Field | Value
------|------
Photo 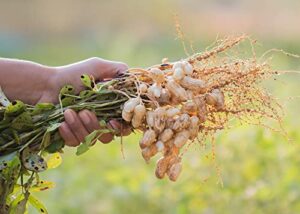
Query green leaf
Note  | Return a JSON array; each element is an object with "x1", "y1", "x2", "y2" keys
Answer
[
  {"x1": 9, "y1": 193, "x2": 27, "y2": 214},
  {"x1": 80, "y1": 74, "x2": 93, "y2": 89},
  {"x1": 10, "y1": 156, "x2": 21, "y2": 169},
  {"x1": 96, "y1": 79, "x2": 116, "y2": 92},
  {"x1": 1, "y1": 129, "x2": 15, "y2": 141},
  {"x1": 41, "y1": 132, "x2": 51, "y2": 148},
  {"x1": 0, "y1": 152, "x2": 19, "y2": 171},
  {"x1": 99, "y1": 120, "x2": 106, "y2": 127},
  {"x1": 45, "y1": 140, "x2": 64, "y2": 153},
  {"x1": 79, "y1": 90, "x2": 95, "y2": 99},
  {"x1": 13, "y1": 198, "x2": 27, "y2": 214},
  {"x1": 76, "y1": 129, "x2": 112, "y2": 156},
  {"x1": 59, "y1": 85, "x2": 75, "y2": 95},
  {"x1": 47, "y1": 123, "x2": 61, "y2": 132},
  {"x1": 0, "y1": 119, "x2": 10, "y2": 130},
  {"x1": 100, "y1": 129, "x2": 112, "y2": 134},
  {"x1": 6, "y1": 184, "x2": 22, "y2": 204},
  {"x1": 61, "y1": 97, "x2": 75, "y2": 107},
  {"x1": 5, "y1": 100, "x2": 26, "y2": 117},
  {"x1": 84, "y1": 130, "x2": 100, "y2": 146},
  {"x1": 88, "y1": 129, "x2": 111, "y2": 145},
  {"x1": 28, "y1": 194, "x2": 48, "y2": 214},
  {"x1": 35, "y1": 103, "x2": 55, "y2": 110},
  {"x1": 10, "y1": 111, "x2": 33, "y2": 130},
  {"x1": 12, "y1": 129, "x2": 20, "y2": 144},
  {"x1": 76, "y1": 143, "x2": 89, "y2": 156},
  {"x1": 32, "y1": 103, "x2": 55, "y2": 115}
]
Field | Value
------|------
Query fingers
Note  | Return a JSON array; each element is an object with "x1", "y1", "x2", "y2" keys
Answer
[
  {"x1": 77, "y1": 110, "x2": 100, "y2": 132},
  {"x1": 108, "y1": 119, "x2": 132, "y2": 137},
  {"x1": 59, "y1": 122, "x2": 80, "y2": 147},
  {"x1": 59, "y1": 109, "x2": 131, "y2": 147},
  {"x1": 89, "y1": 58, "x2": 128, "y2": 81},
  {"x1": 53, "y1": 58, "x2": 128, "y2": 99},
  {"x1": 63, "y1": 109, "x2": 89, "y2": 143},
  {"x1": 78, "y1": 110, "x2": 114, "y2": 144},
  {"x1": 98, "y1": 132, "x2": 114, "y2": 144}
]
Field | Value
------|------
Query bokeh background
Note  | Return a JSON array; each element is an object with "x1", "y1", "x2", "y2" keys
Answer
[{"x1": 1, "y1": 0, "x2": 300, "y2": 213}]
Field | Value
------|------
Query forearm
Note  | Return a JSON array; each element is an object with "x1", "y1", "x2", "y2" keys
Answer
[{"x1": 0, "y1": 58, "x2": 55, "y2": 104}]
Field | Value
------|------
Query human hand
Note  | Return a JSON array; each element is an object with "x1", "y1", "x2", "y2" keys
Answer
[
  {"x1": 0, "y1": 57, "x2": 131, "y2": 146},
  {"x1": 49, "y1": 58, "x2": 131, "y2": 146}
]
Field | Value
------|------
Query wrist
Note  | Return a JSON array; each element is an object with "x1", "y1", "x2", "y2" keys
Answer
[
  {"x1": 29, "y1": 65, "x2": 59, "y2": 104},
  {"x1": 45, "y1": 66, "x2": 59, "y2": 89},
  {"x1": 0, "y1": 59, "x2": 59, "y2": 104}
]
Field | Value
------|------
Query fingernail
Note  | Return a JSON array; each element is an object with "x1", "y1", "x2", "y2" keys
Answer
[
  {"x1": 82, "y1": 111, "x2": 91, "y2": 125},
  {"x1": 108, "y1": 120, "x2": 117, "y2": 128},
  {"x1": 108, "y1": 120, "x2": 119, "y2": 133},
  {"x1": 116, "y1": 71, "x2": 126, "y2": 77},
  {"x1": 66, "y1": 110, "x2": 75, "y2": 124},
  {"x1": 107, "y1": 121, "x2": 115, "y2": 130}
]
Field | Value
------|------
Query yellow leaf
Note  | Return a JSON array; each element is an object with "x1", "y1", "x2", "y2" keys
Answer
[
  {"x1": 30, "y1": 180, "x2": 55, "y2": 192},
  {"x1": 46, "y1": 152, "x2": 62, "y2": 169}
]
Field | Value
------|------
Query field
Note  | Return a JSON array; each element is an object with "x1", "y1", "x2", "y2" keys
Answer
[
  {"x1": 1, "y1": 1, "x2": 300, "y2": 213},
  {"x1": 5, "y1": 39, "x2": 296, "y2": 214}
]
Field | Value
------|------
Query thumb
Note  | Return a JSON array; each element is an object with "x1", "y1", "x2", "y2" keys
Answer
[{"x1": 89, "y1": 58, "x2": 128, "y2": 81}]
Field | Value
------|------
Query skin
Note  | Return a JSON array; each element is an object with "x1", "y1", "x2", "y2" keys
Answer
[{"x1": 0, "y1": 57, "x2": 131, "y2": 147}]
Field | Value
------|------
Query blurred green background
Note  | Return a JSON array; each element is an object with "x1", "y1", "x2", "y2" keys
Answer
[{"x1": 1, "y1": 0, "x2": 300, "y2": 213}]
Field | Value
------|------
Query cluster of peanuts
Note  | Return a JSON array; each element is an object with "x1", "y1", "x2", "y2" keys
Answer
[{"x1": 122, "y1": 60, "x2": 225, "y2": 181}]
